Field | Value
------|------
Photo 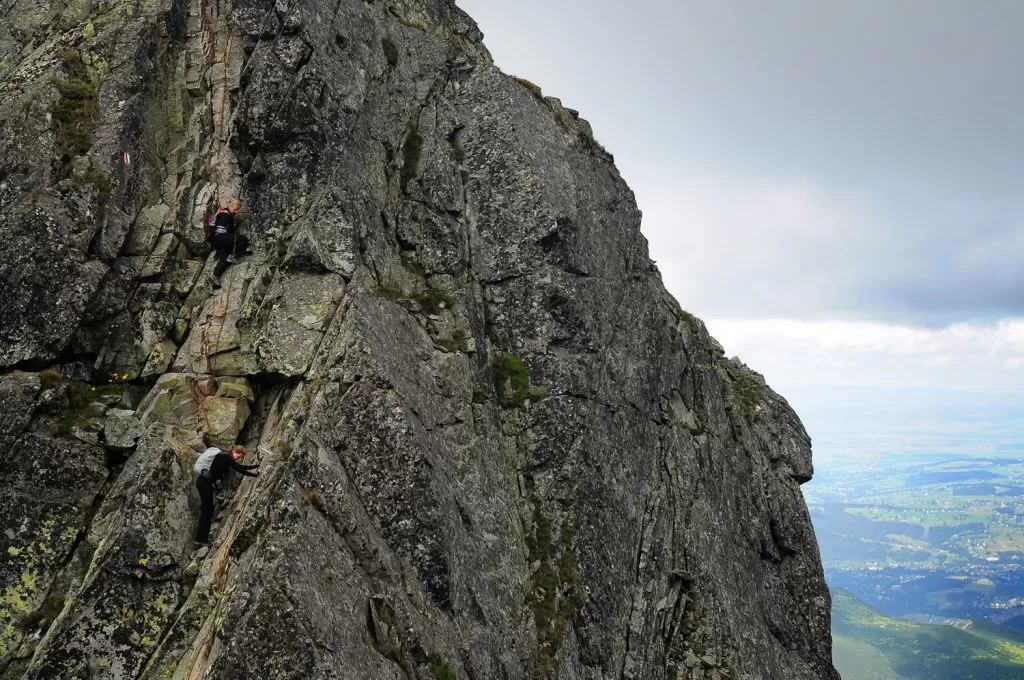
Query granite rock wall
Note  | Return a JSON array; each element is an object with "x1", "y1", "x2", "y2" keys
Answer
[{"x1": 0, "y1": 1, "x2": 838, "y2": 678}]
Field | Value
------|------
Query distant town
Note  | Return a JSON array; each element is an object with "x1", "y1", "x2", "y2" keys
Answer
[{"x1": 806, "y1": 453, "x2": 1024, "y2": 627}]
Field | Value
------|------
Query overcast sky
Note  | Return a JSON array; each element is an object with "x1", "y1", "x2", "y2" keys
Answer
[{"x1": 457, "y1": 0, "x2": 1024, "y2": 448}]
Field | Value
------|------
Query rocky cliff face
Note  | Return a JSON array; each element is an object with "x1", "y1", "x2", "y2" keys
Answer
[{"x1": 0, "y1": 1, "x2": 839, "y2": 678}]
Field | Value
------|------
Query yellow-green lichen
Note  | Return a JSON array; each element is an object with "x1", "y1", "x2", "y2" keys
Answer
[
  {"x1": 58, "y1": 0, "x2": 90, "y2": 26},
  {"x1": 1, "y1": 543, "x2": 44, "y2": 659},
  {"x1": 114, "y1": 585, "x2": 178, "y2": 649},
  {"x1": 1, "y1": 516, "x2": 80, "y2": 654},
  {"x1": 398, "y1": 14, "x2": 431, "y2": 32},
  {"x1": 139, "y1": 587, "x2": 221, "y2": 679}
]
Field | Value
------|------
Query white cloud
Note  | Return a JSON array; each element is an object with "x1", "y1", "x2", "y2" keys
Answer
[
  {"x1": 699, "y1": 317, "x2": 1024, "y2": 459},
  {"x1": 631, "y1": 169, "x2": 1024, "y2": 324},
  {"x1": 633, "y1": 171, "x2": 903, "y2": 318},
  {"x1": 705, "y1": 317, "x2": 1024, "y2": 395}
]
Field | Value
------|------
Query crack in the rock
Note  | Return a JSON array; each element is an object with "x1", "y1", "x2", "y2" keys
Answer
[{"x1": 620, "y1": 494, "x2": 661, "y2": 679}]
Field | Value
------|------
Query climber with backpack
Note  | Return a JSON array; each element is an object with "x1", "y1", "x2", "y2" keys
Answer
[
  {"x1": 193, "y1": 443, "x2": 259, "y2": 547},
  {"x1": 205, "y1": 199, "x2": 249, "y2": 289}
]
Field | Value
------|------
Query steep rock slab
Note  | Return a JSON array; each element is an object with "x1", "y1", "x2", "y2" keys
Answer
[{"x1": 0, "y1": 0, "x2": 839, "y2": 679}]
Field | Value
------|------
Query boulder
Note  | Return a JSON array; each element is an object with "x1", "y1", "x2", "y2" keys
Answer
[
  {"x1": 104, "y1": 409, "x2": 142, "y2": 451},
  {"x1": 202, "y1": 396, "x2": 250, "y2": 447}
]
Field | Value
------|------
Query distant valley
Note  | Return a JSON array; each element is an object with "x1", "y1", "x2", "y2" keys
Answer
[
  {"x1": 808, "y1": 454, "x2": 1024, "y2": 623},
  {"x1": 806, "y1": 453, "x2": 1024, "y2": 677},
  {"x1": 832, "y1": 587, "x2": 1024, "y2": 680}
]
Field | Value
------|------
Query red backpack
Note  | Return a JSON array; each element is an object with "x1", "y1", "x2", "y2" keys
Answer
[{"x1": 204, "y1": 209, "x2": 227, "y2": 243}]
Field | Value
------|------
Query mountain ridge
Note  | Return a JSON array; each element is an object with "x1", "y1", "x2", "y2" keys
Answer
[{"x1": 0, "y1": 1, "x2": 837, "y2": 678}]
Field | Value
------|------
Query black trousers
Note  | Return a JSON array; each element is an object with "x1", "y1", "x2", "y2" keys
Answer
[
  {"x1": 195, "y1": 475, "x2": 215, "y2": 543},
  {"x1": 212, "y1": 233, "x2": 249, "y2": 277}
]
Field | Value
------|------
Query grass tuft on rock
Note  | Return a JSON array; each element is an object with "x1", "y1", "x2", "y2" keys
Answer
[
  {"x1": 576, "y1": 130, "x2": 611, "y2": 159},
  {"x1": 526, "y1": 507, "x2": 579, "y2": 678},
  {"x1": 50, "y1": 49, "x2": 99, "y2": 177},
  {"x1": 493, "y1": 356, "x2": 545, "y2": 408},
  {"x1": 428, "y1": 654, "x2": 456, "y2": 680},
  {"x1": 39, "y1": 369, "x2": 62, "y2": 390},
  {"x1": 514, "y1": 76, "x2": 543, "y2": 99},
  {"x1": 436, "y1": 329, "x2": 470, "y2": 353},
  {"x1": 723, "y1": 359, "x2": 767, "y2": 418},
  {"x1": 300, "y1": 487, "x2": 326, "y2": 513},
  {"x1": 39, "y1": 371, "x2": 127, "y2": 436}
]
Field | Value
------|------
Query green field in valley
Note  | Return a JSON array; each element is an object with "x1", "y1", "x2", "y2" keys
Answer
[
  {"x1": 807, "y1": 455, "x2": 1024, "y2": 569},
  {"x1": 832, "y1": 588, "x2": 1024, "y2": 680}
]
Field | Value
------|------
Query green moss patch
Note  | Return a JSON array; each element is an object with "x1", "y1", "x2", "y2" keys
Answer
[
  {"x1": 39, "y1": 371, "x2": 127, "y2": 436},
  {"x1": 428, "y1": 654, "x2": 456, "y2": 680},
  {"x1": 50, "y1": 49, "x2": 99, "y2": 177},
  {"x1": 723, "y1": 360, "x2": 766, "y2": 418},
  {"x1": 493, "y1": 356, "x2": 545, "y2": 408}
]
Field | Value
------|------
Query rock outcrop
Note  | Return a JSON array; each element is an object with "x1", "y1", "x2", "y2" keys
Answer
[{"x1": 0, "y1": 1, "x2": 839, "y2": 678}]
